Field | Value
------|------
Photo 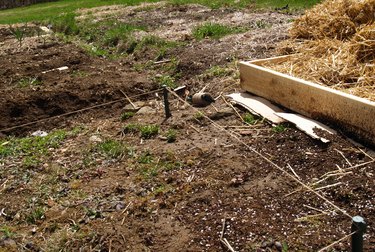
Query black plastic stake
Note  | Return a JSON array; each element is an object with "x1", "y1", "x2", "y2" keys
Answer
[
  {"x1": 162, "y1": 85, "x2": 171, "y2": 119},
  {"x1": 351, "y1": 216, "x2": 367, "y2": 252}
]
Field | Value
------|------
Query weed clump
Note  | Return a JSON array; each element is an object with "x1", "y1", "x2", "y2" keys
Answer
[
  {"x1": 140, "y1": 125, "x2": 159, "y2": 139},
  {"x1": 243, "y1": 113, "x2": 258, "y2": 125},
  {"x1": 96, "y1": 139, "x2": 126, "y2": 159},
  {"x1": 120, "y1": 111, "x2": 135, "y2": 121},
  {"x1": 192, "y1": 22, "x2": 246, "y2": 40}
]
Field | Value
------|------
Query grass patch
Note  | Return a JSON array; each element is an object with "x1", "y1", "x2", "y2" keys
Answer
[
  {"x1": 243, "y1": 113, "x2": 259, "y2": 125},
  {"x1": 123, "y1": 123, "x2": 140, "y2": 134},
  {"x1": 0, "y1": 226, "x2": 14, "y2": 239},
  {"x1": 122, "y1": 124, "x2": 159, "y2": 139},
  {"x1": 165, "y1": 129, "x2": 177, "y2": 143},
  {"x1": 272, "y1": 124, "x2": 287, "y2": 133},
  {"x1": 192, "y1": 23, "x2": 246, "y2": 40},
  {"x1": 96, "y1": 139, "x2": 126, "y2": 159},
  {"x1": 0, "y1": 0, "x2": 321, "y2": 25},
  {"x1": 120, "y1": 111, "x2": 135, "y2": 121},
  {"x1": 26, "y1": 207, "x2": 45, "y2": 224},
  {"x1": 138, "y1": 151, "x2": 154, "y2": 164},
  {"x1": 0, "y1": 130, "x2": 67, "y2": 159},
  {"x1": 134, "y1": 35, "x2": 181, "y2": 61},
  {"x1": 154, "y1": 74, "x2": 177, "y2": 89},
  {"x1": 17, "y1": 77, "x2": 42, "y2": 88},
  {"x1": 140, "y1": 125, "x2": 159, "y2": 139}
]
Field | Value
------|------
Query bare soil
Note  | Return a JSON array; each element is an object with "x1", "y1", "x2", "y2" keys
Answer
[{"x1": 0, "y1": 3, "x2": 374, "y2": 252}]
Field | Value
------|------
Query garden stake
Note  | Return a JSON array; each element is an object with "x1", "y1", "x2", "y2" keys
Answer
[
  {"x1": 351, "y1": 216, "x2": 367, "y2": 252},
  {"x1": 163, "y1": 85, "x2": 171, "y2": 118}
]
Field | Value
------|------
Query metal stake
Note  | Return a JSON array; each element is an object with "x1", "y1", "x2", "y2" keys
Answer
[
  {"x1": 162, "y1": 85, "x2": 171, "y2": 118},
  {"x1": 351, "y1": 216, "x2": 367, "y2": 252}
]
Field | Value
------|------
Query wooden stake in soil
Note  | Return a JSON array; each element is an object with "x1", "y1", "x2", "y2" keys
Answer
[
  {"x1": 163, "y1": 85, "x2": 172, "y2": 118},
  {"x1": 351, "y1": 216, "x2": 367, "y2": 252}
]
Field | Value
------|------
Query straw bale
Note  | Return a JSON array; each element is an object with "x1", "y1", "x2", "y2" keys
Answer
[
  {"x1": 268, "y1": 0, "x2": 375, "y2": 101},
  {"x1": 350, "y1": 24, "x2": 375, "y2": 62},
  {"x1": 290, "y1": 0, "x2": 374, "y2": 40}
]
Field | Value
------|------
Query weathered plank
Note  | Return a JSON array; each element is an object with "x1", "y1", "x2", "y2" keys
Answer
[{"x1": 239, "y1": 58, "x2": 375, "y2": 146}]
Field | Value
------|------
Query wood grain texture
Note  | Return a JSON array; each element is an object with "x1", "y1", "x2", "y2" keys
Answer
[{"x1": 239, "y1": 58, "x2": 375, "y2": 146}]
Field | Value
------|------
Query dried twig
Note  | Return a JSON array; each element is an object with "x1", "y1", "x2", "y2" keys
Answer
[
  {"x1": 287, "y1": 163, "x2": 301, "y2": 180},
  {"x1": 221, "y1": 95, "x2": 243, "y2": 122},
  {"x1": 120, "y1": 90, "x2": 137, "y2": 109},
  {"x1": 303, "y1": 204, "x2": 331, "y2": 215},
  {"x1": 189, "y1": 124, "x2": 200, "y2": 133},
  {"x1": 315, "y1": 182, "x2": 342, "y2": 191},
  {"x1": 318, "y1": 231, "x2": 356, "y2": 252},
  {"x1": 335, "y1": 148, "x2": 352, "y2": 166}
]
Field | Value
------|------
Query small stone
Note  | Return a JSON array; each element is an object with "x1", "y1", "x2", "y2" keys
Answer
[
  {"x1": 123, "y1": 101, "x2": 145, "y2": 111},
  {"x1": 2, "y1": 238, "x2": 17, "y2": 248},
  {"x1": 89, "y1": 135, "x2": 102, "y2": 143},
  {"x1": 115, "y1": 203, "x2": 125, "y2": 211},
  {"x1": 275, "y1": 241, "x2": 282, "y2": 251},
  {"x1": 136, "y1": 106, "x2": 155, "y2": 114},
  {"x1": 31, "y1": 130, "x2": 48, "y2": 137}
]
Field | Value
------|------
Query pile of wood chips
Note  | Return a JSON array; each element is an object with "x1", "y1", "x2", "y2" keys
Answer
[{"x1": 265, "y1": 0, "x2": 375, "y2": 101}]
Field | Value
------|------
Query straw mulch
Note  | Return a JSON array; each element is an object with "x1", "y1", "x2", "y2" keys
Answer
[{"x1": 265, "y1": 0, "x2": 375, "y2": 101}]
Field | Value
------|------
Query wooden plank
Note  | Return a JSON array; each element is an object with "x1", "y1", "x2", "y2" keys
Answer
[
  {"x1": 226, "y1": 92, "x2": 286, "y2": 124},
  {"x1": 239, "y1": 59, "x2": 375, "y2": 146}
]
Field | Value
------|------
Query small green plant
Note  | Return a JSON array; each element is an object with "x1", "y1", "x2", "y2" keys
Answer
[
  {"x1": 123, "y1": 123, "x2": 139, "y2": 134},
  {"x1": 253, "y1": 20, "x2": 272, "y2": 29},
  {"x1": 282, "y1": 241, "x2": 289, "y2": 252},
  {"x1": 135, "y1": 35, "x2": 180, "y2": 60},
  {"x1": 0, "y1": 226, "x2": 14, "y2": 238},
  {"x1": 49, "y1": 12, "x2": 79, "y2": 35},
  {"x1": 155, "y1": 75, "x2": 177, "y2": 89},
  {"x1": 9, "y1": 24, "x2": 26, "y2": 47},
  {"x1": 96, "y1": 139, "x2": 125, "y2": 158},
  {"x1": 192, "y1": 23, "x2": 246, "y2": 40},
  {"x1": 138, "y1": 151, "x2": 153, "y2": 164},
  {"x1": 120, "y1": 111, "x2": 135, "y2": 121},
  {"x1": 140, "y1": 125, "x2": 159, "y2": 139},
  {"x1": 166, "y1": 129, "x2": 177, "y2": 143},
  {"x1": 204, "y1": 65, "x2": 233, "y2": 78},
  {"x1": 243, "y1": 113, "x2": 258, "y2": 125},
  {"x1": 18, "y1": 77, "x2": 42, "y2": 88},
  {"x1": 26, "y1": 207, "x2": 45, "y2": 224},
  {"x1": 194, "y1": 111, "x2": 204, "y2": 120},
  {"x1": 272, "y1": 124, "x2": 287, "y2": 133},
  {"x1": 84, "y1": 207, "x2": 102, "y2": 219},
  {"x1": 71, "y1": 70, "x2": 88, "y2": 78},
  {"x1": 22, "y1": 156, "x2": 41, "y2": 168}
]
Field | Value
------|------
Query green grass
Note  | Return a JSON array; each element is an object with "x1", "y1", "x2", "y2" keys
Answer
[
  {"x1": 192, "y1": 23, "x2": 246, "y2": 40},
  {"x1": 17, "y1": 77, "x2": 42, "y2": 88},
  {"x1": 96, "y1": 139, "x2": 126, "y2": 159},
  {"x1": 120, "y1": 111, "x2": 135, "y2": 121},
  {"x1": 165, "y1": 129, "x2": 177, "y2": 143},
  {"x1": 0, "y1": 0, "x2": 321, "y2": 25},
  {"x1": 0, "y1": 226, "x2": 14, "y2": 239},
  {"x1": 26, "y1": 207, "x2": 45, "y2": 224},
  {"x1": 154, "y1": 74, "x2": 177, "y2": 89},
  {"x1": 140, "y1": 125, "x2": 159, "y2": 139},
  {"x1": 0, "y1": 130, "x2": 67, "y2": 158},
  {"x1": 272, "y1": 124, "x2": 287, "y2": 133},
  {"x1": 243, "y1": 113, "x2": 258, "y2": 125}
]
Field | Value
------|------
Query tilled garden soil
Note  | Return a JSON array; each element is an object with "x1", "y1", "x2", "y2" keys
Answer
[{"x1": 0, "y1": 3, "x2": 374, "y2": 252}]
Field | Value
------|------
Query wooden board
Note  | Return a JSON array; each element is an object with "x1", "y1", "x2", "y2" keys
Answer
[{"x1": 239, "y1": 57, "x2": 375, "y2": 146}]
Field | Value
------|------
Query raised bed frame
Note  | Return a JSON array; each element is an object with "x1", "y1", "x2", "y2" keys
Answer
[{"x1": 239, "y1": 56, "x2": 375, "y2": 146}]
